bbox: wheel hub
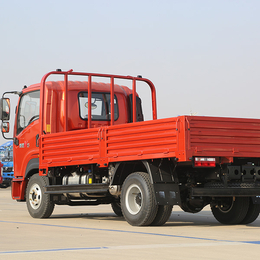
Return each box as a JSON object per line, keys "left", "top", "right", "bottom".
{"left": 217, "top": 198, "right": 234, "bottom": 213}
{"left": 29, "top": 183, "right": 42, "bottom": 210}
{"left": 125, "top": 184, "right": 143, "bottom": 215}
{"left": 135, "top": 193, "right": 142, "bottom": 206}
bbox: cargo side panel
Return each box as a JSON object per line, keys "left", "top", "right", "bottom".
{"left": 105, "top": 117, "right": 179, "bottom": 162}
{"left": 39, "top": 117, "right": 182, "bottom": 168}
{"left": 40, "top": 128, "right": 100, "bottom": 167}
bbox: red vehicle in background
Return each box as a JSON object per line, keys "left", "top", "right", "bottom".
{"left": 0, "top": 162, "right": 3, "bottom": 186}
{"left": 1, "top": 69, "right": 260, "bottom": 226}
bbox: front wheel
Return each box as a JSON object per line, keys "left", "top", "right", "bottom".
{"left": 121, "top": 172, "right": 158, "bottom": 226}
{"left": 211, "top": 197, "right": 249, "bottom": 225}
{"left": 26, "top": 174, "right": 54, "bottom": 218}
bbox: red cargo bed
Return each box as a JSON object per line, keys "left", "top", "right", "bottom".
{"left": 40, "top": 115, "right": 260, "bottom": 169}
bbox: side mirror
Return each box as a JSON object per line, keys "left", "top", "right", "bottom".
{"left": 0, "top": 98, "right": 10, "bottom": 121}
{"left": 1, "top": 122, "right": 10, "bottom": 133}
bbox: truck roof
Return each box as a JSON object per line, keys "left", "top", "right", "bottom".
{"left": 23, "top": 81, "right": 132, "bottom": 97}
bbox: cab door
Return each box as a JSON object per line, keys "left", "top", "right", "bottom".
{"left": 13, "top": 90, "right": 40, "bottom": 178}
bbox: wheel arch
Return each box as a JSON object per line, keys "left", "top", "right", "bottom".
{"left": 14, "top": 158, "right": 39, "bottom": 201}
{"left": 111, "top": 160, "right": 150, "bottom": 186}
{"left": 25, "top": 158, "right": 39, "bottom": 179}
{"left": 111, "top": 158, "right": 176, "bottom": 185}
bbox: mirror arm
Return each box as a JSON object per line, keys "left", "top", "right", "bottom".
{"left": 2, "top": 91, "right": 22, "bottom": 98}
{"left": 1, "top": 131, "right": 13, "bottom": 141}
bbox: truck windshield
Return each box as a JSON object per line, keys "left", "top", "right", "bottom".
{"left": 17, "top": 90, "right": 40, "bottom": 135}
{"left": 78, "top": 92, "right": 118, "bottom": 121}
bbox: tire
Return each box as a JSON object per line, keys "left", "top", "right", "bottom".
{"left": 26, "top": 174, "right": 55, "bottom": 218}
{"left": 240, "top": 198, "right": 260, "bottom": 224}
{"left": 0, "top": 183, "right": 9, "bottom": 188}
{"left": 121, "top": 172, "right": 158, "bottom": 226}
{"left": 211, "top": 197, "right": 249, "bottom": 225}
{"left": 151, "top": 205, "right": 173, "bottom": 226}
{"left": 111, "top": 201, "right": 123, "bottom": 217}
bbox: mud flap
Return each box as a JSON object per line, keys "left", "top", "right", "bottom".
{"left": 153, "top": 183, "right": 181, "bottom": 206}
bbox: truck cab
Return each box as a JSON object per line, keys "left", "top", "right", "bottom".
{"left": 13, "top": 80, "right": 142, "bottom": 179}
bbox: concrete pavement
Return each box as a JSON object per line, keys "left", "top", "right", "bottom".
{"left": 0, "top": 187, "right": 260, "bottom": 260}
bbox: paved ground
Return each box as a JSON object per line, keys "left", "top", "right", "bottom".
{"left": 0, "top": 187, "right": 260, "bottom": 260}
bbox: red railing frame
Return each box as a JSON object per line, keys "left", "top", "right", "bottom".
{"left": 40, "top": 69, "right": 157, "bottom": 135}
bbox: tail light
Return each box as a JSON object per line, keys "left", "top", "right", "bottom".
{"left": 194, "top": 157, "right": 216, "bottom": 167}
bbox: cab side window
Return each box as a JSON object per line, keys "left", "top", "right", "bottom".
{"left": 17, "top": 90, "right": 40, "bottom": 135}
{"left": 78, "top": 92, "right": 118, "bottom": 121}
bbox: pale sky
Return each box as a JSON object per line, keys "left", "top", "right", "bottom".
{"left": 0, "top": 0, "right": 260, "bottom": 144}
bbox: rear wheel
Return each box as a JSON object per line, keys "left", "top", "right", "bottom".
{"left": 151, "top": 205, "right": 173, "bottom": 226}
{"left": 211, "top": 197, "right": 249, "bottom": 225}
{"left": 26, "top": 174, "right": 54, "bottom": 218}
{"left": 240, "top": 198, "right": 260, "bottom": 224}
{"left": 121, "top": 172, "right": 158, "bottom": 226}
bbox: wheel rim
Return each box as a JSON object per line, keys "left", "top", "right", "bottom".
{"left": 217, "top": 198, "right": 234, "bottom": 213}
{"left": 125, "top": 184, "right": 143, "bottom": 215}
{"left": 29, "top": 183, "right": 42, "bottom": 210}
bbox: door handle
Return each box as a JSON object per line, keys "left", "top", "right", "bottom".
{"left": 14, "top": 137, "right": 19, "bottom": 146}
{"left": 36, "top": 134, "right": 39, "bottom": 147}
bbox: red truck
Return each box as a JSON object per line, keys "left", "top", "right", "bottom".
{"left": 1, "top": 69, "right": 260, "bottom": 226}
